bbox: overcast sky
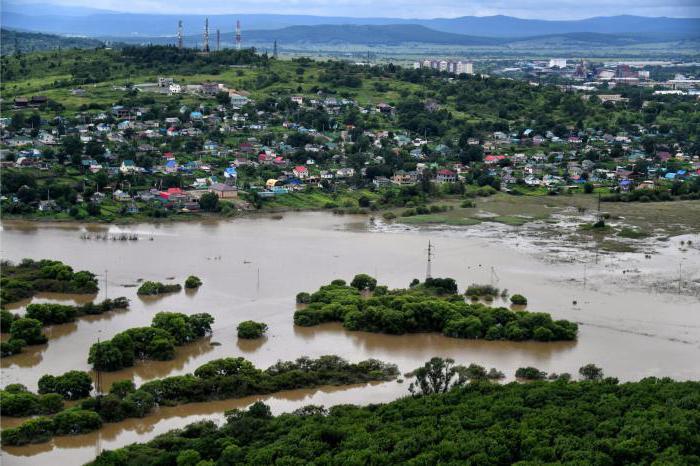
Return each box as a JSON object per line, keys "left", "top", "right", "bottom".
{"left": 24, "top": 0, "right": 700, "bottom": 18}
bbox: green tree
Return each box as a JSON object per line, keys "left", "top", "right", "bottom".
{"left": 199, "top": 192, "right": 220, "bottom": 211}
{"left": 579, "top": 363, "right": 604, "bottom": 381}
{"left": 350, "top": 273, "right": 377, "bottom": 291}
{"left": 409, "top": 357, "right": 467, "bottom": 395}
{"left": 9, "top": 318, "right": 47, "bottom": 345}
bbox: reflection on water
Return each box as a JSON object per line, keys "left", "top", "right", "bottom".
{"left": 236, "top": 336, "right": 268, "bottom": 353}
{"left": 1, "top": 213, "right": 699, "bottom": 465}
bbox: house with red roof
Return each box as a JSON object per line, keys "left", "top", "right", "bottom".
{"left": 293, "top": 166, "right": 309, "bottom": 179}
{"left": 484, "top": 155, "right": 506, "bottom": 165}
{"left": 436, "top": 169, "right": 457, "bottom": 183}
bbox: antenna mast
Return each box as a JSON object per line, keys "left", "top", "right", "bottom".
{"left": 236, "top": 20, "right": 241, "bottom": 50}
{"left": 177, "top": 20, "right": 183, "bottom": 49}
{"left": 426, "top": 240, "right": 434, "bottom": 280}
{"left": 273, "top": 40, "right": 278, "bottom": 58}
{"left": 203, "top": 18, "right": 210, "bottom": 53}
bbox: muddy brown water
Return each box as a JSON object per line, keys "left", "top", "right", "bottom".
{"left": 1, "top": 213, "right": 698, "bottom": 465}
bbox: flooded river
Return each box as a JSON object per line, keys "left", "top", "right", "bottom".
{"left": 1, "top": 212, "right": 699, "bottom": 465}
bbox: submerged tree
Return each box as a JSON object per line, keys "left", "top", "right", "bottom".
{"left": 409, "top": 357, "right": 467, "bottom": 396}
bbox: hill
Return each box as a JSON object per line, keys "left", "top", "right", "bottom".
{"left": 0, "top": 29, "right": 104, "bottom": 55}
{"left": 1, "top": 3, "right": 698, "bottom": 40}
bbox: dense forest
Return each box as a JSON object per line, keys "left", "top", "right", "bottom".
{"left": 294, "top": 276, "right": 578, "bottom": 341}
{"left": 90, "top": 369, "right": 700, "bottom": 465}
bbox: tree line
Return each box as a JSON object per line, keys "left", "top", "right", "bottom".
{"left": 1, "top": 355, "right": 398, "bottom": 446}
{"left": 294, "top": 276, "right": 577, "bottom": 341}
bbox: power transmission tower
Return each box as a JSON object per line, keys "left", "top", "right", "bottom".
{"left": 236, "top": 20, "right": 241, "bottom": 50}
{"left": 177, "top": 20, "right": 183, "bottom": 49}
{"left": 203, "top": 18, "right": 210, "bottom": 53}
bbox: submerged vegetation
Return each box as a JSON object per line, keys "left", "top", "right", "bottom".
{"left": 0, "top": 258, "right": 98, "bottom": 306}
{"left": 184, "top": 275, "right": 203, "bottom": 289}
{"left": 237, "top": 321, "right": 268, "bottom": 339}
{"left": 89, "top": 359, "right": 700, "bottom": 465}
{"left": 136, "top": 281, "right": 182, "bottom": 296}
{"left": 294, "top": 275, "right": 577, "bottom": 341}
{"left": 1, "top": 355, "right": 398, "bottom": 446}
{"left": 88, "top": 312, "right": 214, "bottom": 371}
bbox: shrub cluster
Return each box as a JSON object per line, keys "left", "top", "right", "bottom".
{"left": 1, "top": 258, "right": 99, "bottom": 306}
{"left": 294, "top": 278, "right": 577, "bottom": 341}
{"left": 88, "top": 312, "right": 214, "bottom": 371}
{"left": 2, "top": 355, "right": 398, "bottom": 446}
{"left": 0, "top": 384, "right": 64, "bottom": 417}
{"left": 465, "top": 283, "right": 500, "bottom": 297}
{"left": 184, "top": 276, "right": 203, "bottom": 289}
{"left": 1, "top": 317, "right": 47, "bottom": 356}
{"left": 237, "top": 321, "right": 268, "bottom": 339}
{"left": 16, "top": 297, "right": 129, "bottom": 325}
{"left": 136, "top": 281, "right": 182, "bottom": 296}
{"left": 601, "top": 189, "right": 673, "bottom": 203}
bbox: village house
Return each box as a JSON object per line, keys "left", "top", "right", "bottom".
{"left": 436, "top": 169, "right": 457, "bottom": 183}
{"left": 209, "top": 182, "right": 238, "bottom": 199}
{"left": 293, "top": 165, "right": 309, "bottom": 179}
{"left": 120, "top": 160, "right": 137, "bottom": 174}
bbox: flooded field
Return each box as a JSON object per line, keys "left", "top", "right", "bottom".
{"left": 1, "top": 211, "right": 699, "bottom": 465}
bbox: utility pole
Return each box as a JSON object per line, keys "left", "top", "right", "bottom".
{"left": 426, "top": 240, "right": 434, "bottom": 280}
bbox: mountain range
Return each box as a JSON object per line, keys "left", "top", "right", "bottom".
{"left": 2, "top": 2, "right": 699, "bottom": 39}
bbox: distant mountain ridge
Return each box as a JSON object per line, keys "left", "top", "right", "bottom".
{"left": 2, "top": 2, "right": 699, "bottom": 39}
{"left": 107, "top": 25, "right": 700, "bottom": 49}
{"left": 0, "top": 28, "right": 104, "bottom": 55}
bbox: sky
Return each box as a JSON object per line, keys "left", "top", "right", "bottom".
{"left": 16, "top": 0, "right": 700, "bottom": 19}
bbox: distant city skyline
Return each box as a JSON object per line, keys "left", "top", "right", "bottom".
{"left": 10, "top": 0, "right": 700, "bottom": 19}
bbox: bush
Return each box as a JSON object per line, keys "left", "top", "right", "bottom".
{"left": 137, "top": 281, "right": 182, "bottom": 295}
{"left": 184, "top": 276, "right": 202, "bottom": 289}
{"left": 465, "top": 284, "right": 499, "bottom": 297}
{"left": 38, "top": 371, "right": 93, "bottom": 400}
{"left": 237, "top": 321, "right": 268, "bottom": 339}
{"left": 510, "top": 294, "right": 528, "bottom": 305}
{"left": 53, "top": 409, "right": 103, "bottom": 435}
{"left": 9, "top": 318, "right": 47, "bottom": 345}
{"left": 296, "top": 292, "right": 311, "bottom": 304}
{"left": 515, "top": 366, "right": 547, "bottom": 380}
{"left": 382, "top": 212, "right": 396, "bottom": 220}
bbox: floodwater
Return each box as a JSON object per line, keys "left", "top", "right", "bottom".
{"left": 1, "top": 212, "right": 699, "bottom": 465}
